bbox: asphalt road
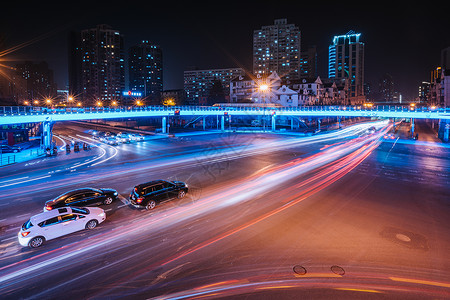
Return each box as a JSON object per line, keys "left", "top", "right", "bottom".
{"left": 0, "top": 120, "right": 449, "bottom": 299}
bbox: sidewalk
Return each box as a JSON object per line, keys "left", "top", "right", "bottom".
{"left": 0, "top": 146, "right": 45, "bottom": 167}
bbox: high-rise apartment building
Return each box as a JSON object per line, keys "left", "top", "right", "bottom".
{"left": 14, "top": 61, "right": 56, "bottom": 101}
{"left": 79, "top": 24, "right": 125, "bottom": 105}
{"left": 184, "top": 68, "right": 245, "bottom": 105}
{"left": 328, "top": 31, "right": 365, "bottom": 102}
{"left": 128, "top": 40, "right": 163, "bottom": 105}
{"left": 299, "top": 45, "right": 317, "bottom": 79}
{"left": 253, "top": 19, "right": 301, "bottom": 80}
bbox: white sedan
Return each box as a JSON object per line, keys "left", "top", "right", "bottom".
{"left": 18, "top": 207, "right": 106, "bottom": 248}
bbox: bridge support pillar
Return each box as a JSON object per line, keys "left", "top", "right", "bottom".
{"left": 162, "top": 117, "right": 167, "bottom": 134}
{"left": 438, "top": 119, "right": 450, "bottom": 142}
{"left": 42, "top": 120, "right": 53, "bottom": 149}
{"left": 318, "top": 118, "right": 321, "bottom": 131}
{"left": 411, "top": 118, "right": 415, "bottom": 138}
{"left": 221, "top": 116, "right": 225, "bottom": 131}
{"left": 271, "top": 115, "right": 276, "bottom": 131}
{"left": 203, "top": 116, "right": 206, "bottom": 130}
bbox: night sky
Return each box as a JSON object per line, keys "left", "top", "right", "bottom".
{"left": 1, "top": 2, "right": 449, "bottom": 100}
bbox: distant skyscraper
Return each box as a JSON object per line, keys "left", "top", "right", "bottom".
{"left": 253, "top": 19, "right": 301, "bottom": 80}
{"left": 68, "top": 31, "right": 83, "bottom": 99}
{"left": 328, "top": 31, "right": 365, "bottom": 102}
{"left": 299, "top": 45, "right": 317, "bottom": 79}
{"left": 441, "top": 46, "right": 450, "bottom": 70}
{"left": 128, "top": 40, "right": 163, "bottom": 105}
{"left": 379, "top": 73, "right": 394, "bottom": 102}
{"left": 79, "top": 24, "right": 125, "bottom": 105}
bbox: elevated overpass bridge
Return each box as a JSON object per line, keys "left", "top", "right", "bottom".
{"left": 1, "top": 105, "right": 449, "bottom": 147}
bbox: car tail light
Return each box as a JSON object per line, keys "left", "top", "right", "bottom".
{"left": 21, "top": 231, "right": 30, "bottom": 237}
{"left": 45, "top": 205, "right": 52, "bottom": 211}
{"left": 136, "top": 197, "right": 144, "bottom": 203}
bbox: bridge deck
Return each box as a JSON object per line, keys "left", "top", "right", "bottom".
{"left": 1, "top": 105, "right": 450, "bottom": 125}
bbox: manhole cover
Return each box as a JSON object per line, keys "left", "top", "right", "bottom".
{"left": 293, "top": 265, "right": 307, "bottom": 275}
{"left": 396, "top": 233, "right": 411, "bottom": 242}
{"left": 380, "top": 227, "right": 428, "bottom": 250}
{"left": 331, "top": 265, "right": 345, "bottom": 275}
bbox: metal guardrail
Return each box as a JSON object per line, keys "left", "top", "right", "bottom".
{"left": 1, "top": 105, "right": 450, "bottom": 116}
{"left": 0, "top": 105, "right": 449, "bottom": 125}
{"left": 0, "top": 154, "right": 16, "bottom": 166}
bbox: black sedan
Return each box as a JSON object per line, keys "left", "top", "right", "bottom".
{"left": 129, "top": 180, "right": 188, "bottom": 210}
{"left": 44, "top": 188, "right": 119, "bottom": 211}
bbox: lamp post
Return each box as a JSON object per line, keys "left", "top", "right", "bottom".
{"left": 259, "top": 84, "right": 269, "bottom": 132}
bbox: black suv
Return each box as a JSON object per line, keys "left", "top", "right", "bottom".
{"left": 44, "top": 188, "right": 119, "bottom": 211}
{"left": 129, "top": 180, "right": 188, "bottom": 210}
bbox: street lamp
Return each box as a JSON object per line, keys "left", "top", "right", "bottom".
{"left": 259, "top": 84, "right": 269, "bottom": 131}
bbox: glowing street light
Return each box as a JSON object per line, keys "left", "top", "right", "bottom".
{"left": 259, "top": 84, "right": 269, "bottom": 92}
{"left": 96, "top": 101, "right": 102, "bottom": 107}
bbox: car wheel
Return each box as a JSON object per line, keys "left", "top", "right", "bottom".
{"left": 85, "top": 219, "right": 98, "bottom": 230}
{"left": 177, "top": 190, "right": 186, "bottom": 199}
{"left": 103, "top": 197, "right": 113, "bottom": 205}
{"left": 146, "top": 200, "right": 156, "bottom": 210}
{"left": 29, "top": 236, "right": 45, "bottom": 248}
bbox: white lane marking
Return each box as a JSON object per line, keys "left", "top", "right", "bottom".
{"left": 0, "top": 175, "right": 51, "bottom": 188}
{"left": 0, "top": 176, "right": 29, "bottom": 185}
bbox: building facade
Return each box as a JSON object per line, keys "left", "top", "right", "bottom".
{"left": 328, "top": 31, "right": 365, "bottom": 104}
{"left": 13, "top": 61, "right": 57, "bottom": 102}
{"left": 299, "top": 45, "right": 317, "bottom": 79}
{"left": 80, "top": 24, "right": 125, "bottom": 105}
{"left": 128, "top": 40, "right": 163, "bottom": 105}
{"left": 230, "top": 72, "right": 345, "bottom": 106}
{"left": 253, "top": 19, "right": 301, "bottom": 80}
{"left": 184, "top": 68, "right": 245, "bottom": 105}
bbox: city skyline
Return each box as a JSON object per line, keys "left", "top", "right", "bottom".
{"left": 1, "top": 2, "right": 449, "bottom": 100}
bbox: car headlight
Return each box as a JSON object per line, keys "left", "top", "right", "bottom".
{"left": 114, "top": 192, "right": 118, "bottom": 196}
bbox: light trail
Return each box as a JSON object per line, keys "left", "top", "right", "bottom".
{"left": 0, "top": 122, "right": 387, "bottom": 298}
{"left": 0, "top": 122, "right": 383, "bottom": 198}
{"left": 94, "top": 124, "right": 387, "bottom": 296}
{"left": 0, "top": 122, "right": 391, "bottom": 296}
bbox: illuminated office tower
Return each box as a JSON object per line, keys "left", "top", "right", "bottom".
{"left": 80, "top": 24, "right": 125, "bottom": 105}
{"left": 328, "top": 31, "right": 365, "bottom": 102}
{"left": 253, "top": 19, "right": 301, "bottom": 80}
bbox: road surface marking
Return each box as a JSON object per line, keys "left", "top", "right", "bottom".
{"left": 0, "top": 175, "right": 51, "bottom": 188}
{"left": 389, "top": 277, "right": 450, "bottom": 288}
{"left": 335, "top": 288, "right": 382, "bottom": 293}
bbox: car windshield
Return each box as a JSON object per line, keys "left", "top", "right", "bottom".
{"left": 22, "top": 220, "right": 33, "bottom": 230}
{"left": 71, "top": 207, "right": 90, "bottom": 215}
{"left": 52, "top": 192, "right": 71, "bottom": 202}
